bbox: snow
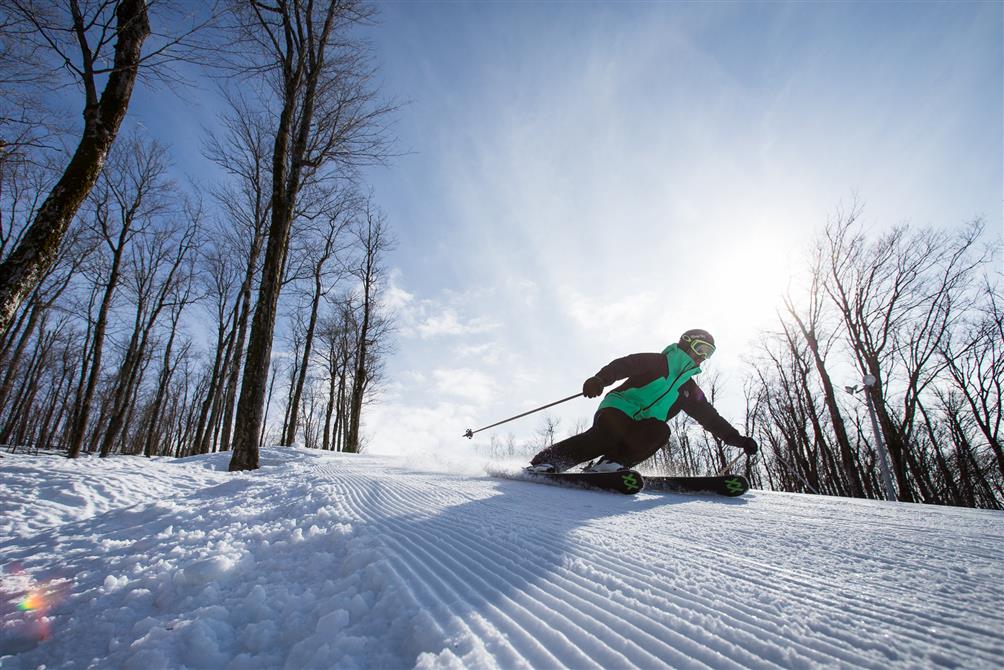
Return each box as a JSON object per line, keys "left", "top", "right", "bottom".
{"left": 2, "top": 447, "right": 1002, "bottom": 669}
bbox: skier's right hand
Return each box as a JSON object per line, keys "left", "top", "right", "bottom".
{"left": 738, "top": 436, "right": 759, "bottom": 456}
{"left": 583, "top": 376, "right": 606, "bottom": 398}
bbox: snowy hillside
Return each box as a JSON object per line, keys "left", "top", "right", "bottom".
{"left": 2, "top": 448, "right": 1002, "bottom": 670}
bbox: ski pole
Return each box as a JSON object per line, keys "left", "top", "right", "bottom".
{"left": 463, "top": 393, "right": 583, "bottom": 439}
{"left": 716, "top": 451, "right": 745, "bottom": 476}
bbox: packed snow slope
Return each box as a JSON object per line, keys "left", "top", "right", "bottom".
{"left": 2, "top": 448, "right": 1002, "bottom": 670}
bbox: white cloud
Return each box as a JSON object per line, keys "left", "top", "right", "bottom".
{"left": 416, "top": 309, "right": 499, "bottom": 339}
{"left": 401, "top": 370, "right": 428, "bottom": 384}
{"left": 431, "top": 367, "right": 495, "bottom": 405}
{"left": 381, "top": 282, "right": 414, "bottom": 312}
{"left": 456, "top": 342, "right": 504, "bottom": 364}
{"left": 563, "top": 290, "right": 661, "bottom": 333}
{"left": 386, "top": 273, "right": 502, "bottom": 340}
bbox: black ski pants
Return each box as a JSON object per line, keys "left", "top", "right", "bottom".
{"left": 529, "top": 407, "right": 670, "bottom": 471}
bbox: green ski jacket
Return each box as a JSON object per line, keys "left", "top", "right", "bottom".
{"left": 598, "top": 344, "right": 701, "bottom": 420}
{"left": 592, "top": 344, "right": 744, "bottom": 447}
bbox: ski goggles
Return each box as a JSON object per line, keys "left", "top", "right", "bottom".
{"left": 684, "top": 337, "right": 716, "bottom": 360}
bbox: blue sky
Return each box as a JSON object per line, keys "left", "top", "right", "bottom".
{"left": 124, "top": 2, "right": 1002, "bottom": 457}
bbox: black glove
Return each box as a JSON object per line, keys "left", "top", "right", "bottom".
{"left": 582, "top": 376, "right": 605, "bottom": 398}
{"left": 738, "top": 436, "right": 758, "bottom": 456}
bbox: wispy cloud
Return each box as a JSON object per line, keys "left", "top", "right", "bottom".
{"left": 389, "top": 281, "right": 502, "bottom": 340}
{"left": 416, "top": 309, "right": 499, "bottom": 339}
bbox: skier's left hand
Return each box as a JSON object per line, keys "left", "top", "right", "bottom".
{"left": 738, "top": 436, "right": 758, "bottom": 456}
{"left": 582, "top": 376, "right": 605, "bottom": 398}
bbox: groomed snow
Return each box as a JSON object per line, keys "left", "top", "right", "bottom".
{"left": 2, "top": 447, "right": 1002, "bottom": 669}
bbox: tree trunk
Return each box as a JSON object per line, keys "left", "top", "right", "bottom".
{"left": 284, "top": 280, "right": 323, "bottom": 446}
{"left": 0, "top": 296, "right": 42, "bottom": 413}
{"left": 229, "top": 0, "right": 384, "bottom": 469}
{"left": 218, "top": 230, "right": 265, "bottom": 453}
{"left": 143, "top": 309, "right": 182, "bottom": 457}
{"left": 345, "top": 291, "right": 369, "bottom": 454}
{"left": 0, "top": 0, "right": 150, "bottom": 334}
{"left": 193, "top": 315, "right": 233, "bottom": 455}
{"left": 98, "top": 310, "right": 146, "bottom": 457}
{"left": 100, "top": 225, "right": 191, "bottom": 457}
{"left": 322, "top": 334, "right": 338, "bottom": 451}
{"left": 230, "top": 60, "right": 301, "bottom": 470}
{"left": 790, "top": 314, "right": 865, "bottom": 497}
{"left": 66, "top": 235, "right": 128, "bottom": 458}
{"left": 866, "top": 367, "right": 916, "bottom": 502}
{"left": 231, "top": 12, "right": 329, "bottom": 470}
{"left": 36, "top": 346, "right": 75, "bottom": 451}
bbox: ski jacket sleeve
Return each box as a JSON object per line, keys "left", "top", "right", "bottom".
{"left": 678, "top": 380, "right": 743, "bottom": 446}
{"left": 594, "top": 353, "right": 667, "bottom": 386}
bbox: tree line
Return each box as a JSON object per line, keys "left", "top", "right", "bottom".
{"left": 495, "top": 211, "right": 1000, "bottom": 511}
{"left": 0, "top": 1, "right": 395, "bottom": 468}
{"left": 657, "top": 210, "right": 1001, "bottom": 509}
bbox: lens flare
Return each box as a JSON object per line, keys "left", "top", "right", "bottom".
{"left": 3, "top": 565, "right": 64, "bottom": 645}
{"left": 18, "top": 590, "right": 46, "bottom": 612}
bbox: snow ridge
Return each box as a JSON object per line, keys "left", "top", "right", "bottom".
{"left": 2, "top": 448, "right": 1002, "bottom": 669}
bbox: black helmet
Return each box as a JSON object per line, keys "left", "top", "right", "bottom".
{"left": 679, "top": 329, "right": 716, "bottom": 361}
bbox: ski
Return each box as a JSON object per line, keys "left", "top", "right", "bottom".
{"left": 643, "top": 474, "right": 749, "bottom": 497}
{"left": 515, "top": 470, "right": 748, "bottom": 497}
{"left": 521, "top": 469, "right": 645, "bottom": 495}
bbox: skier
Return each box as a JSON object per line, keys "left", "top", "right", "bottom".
{"left": 528, "top": 329, "right": 758, "bottom": 473}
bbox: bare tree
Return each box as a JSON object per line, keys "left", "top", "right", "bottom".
{"left": 0, "top": 225, "right": 86, "bottom": 415}
{"left": 534, "top": 415, "right": 561, "bottom": 451}
{"left": 142, "top": 260, "right": 198, "bottom": 458}
{"left": 316, "top": 299, "right": 353, "bottom": 451}
{"left": 1, "top": 153, "right": 58, "bottom": 263}
{"left": 97, "top": 206, "right": 199, "bottom": 457}
{"left": 822, "top": 213, "right": 988, "bottom": 501}
{"left": 343, "top": 202, "right": 392, "bottom": 454}
{"left": 191, "top": 236, "right": 242, "bottom": 455}
{"left": 282, "top": 187, "right": 354, "bottom": 446}
{"left": 742, "top": 209, "right": 1000, "bottom": 508}
{"left": 0, "top": 0, "right": 152, "bottom": 334}
{"left": 0, "top": 5, "right": 61, "bottom": 169}
{"left": 65, "top": 135, "right": 170, "bottom": 458}
{"left": 751, "top": 332, "right": 829, "bottom": 495}
{"left": 940, "top": 280, "right": 1004, "bottom": 482}
{"left": 782, "top": 239, "right": 864, "bottom": 497}
{"left": 201, "top": 91, "right": 272, "bottom": 452}
{"left": 0, "top": 0, "right": 227, "bottom": 332}
{"left": 227, "top": 0, "right": 394, "bottom": 471}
